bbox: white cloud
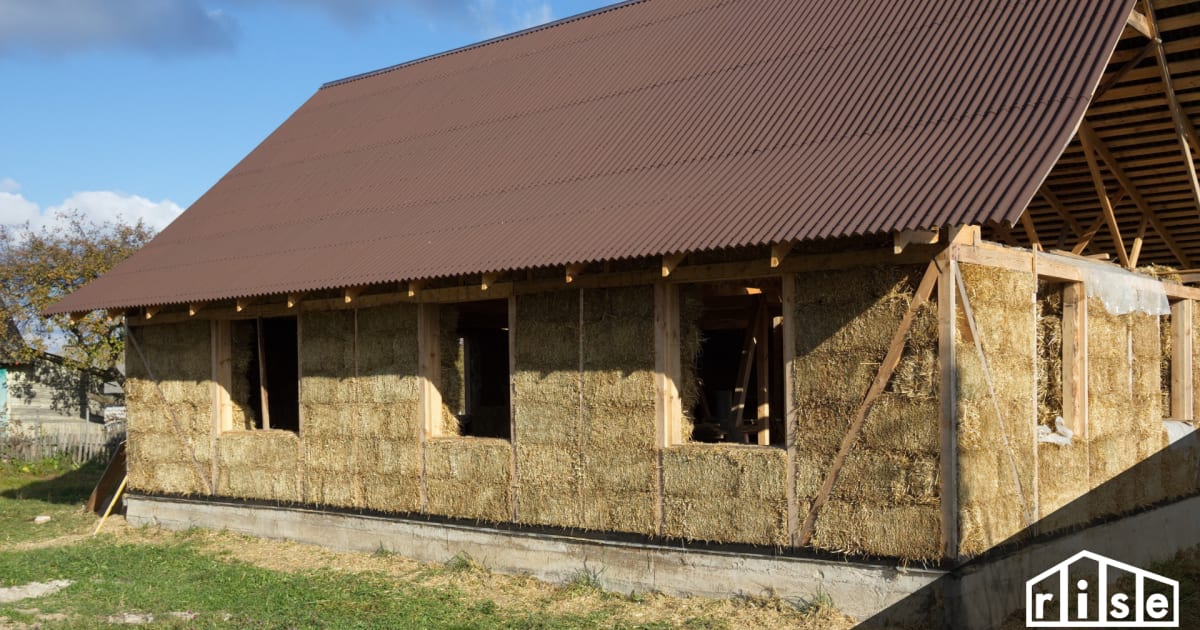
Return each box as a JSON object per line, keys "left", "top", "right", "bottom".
{"left": 470, "top": 0, "right": 555, "bottom": 38}
{"left": 0, "top": 0, "right": 237, "bottom": 57}
{"left": 0, "top": 178, "right": 21, "bottom": 194}
{"left": 0, "top": 182, "right": 183, "bottom": 233}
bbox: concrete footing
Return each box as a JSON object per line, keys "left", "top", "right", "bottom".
{"left": 126, "top": 494, "right": 942, "bottom": 621}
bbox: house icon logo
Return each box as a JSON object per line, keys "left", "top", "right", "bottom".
{"left": 1025, "top": 550, "right": 1179, "bottom": 627}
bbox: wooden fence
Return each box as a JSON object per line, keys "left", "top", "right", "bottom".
{"left": 1, "top": 420, "right": 126, "bottom": 464}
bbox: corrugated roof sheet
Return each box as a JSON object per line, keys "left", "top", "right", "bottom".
{"left": 48, "top": 0, "right": 1136, "bottom": 314}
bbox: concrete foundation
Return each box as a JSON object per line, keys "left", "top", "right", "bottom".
{"left": 126, "top": 494, "right": 942, "bottom": 621}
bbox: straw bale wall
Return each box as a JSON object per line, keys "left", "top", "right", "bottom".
{"left": 512, "top": 290, "right": 583, "bottom": 528}
{"left": 662, "top": 444, "right": 787, "bottom": 545}
{"left": 298, "top": 309, "right": 359, "bottom": 507}
{"left": 955, "top": 264, "right": 1036, "bottom": 557}
{"left": 125, "top": 321, "right": 214, "bottom": 496}
{"left": 792, "top": 265, "right": 941, "bottom": 562}
{"left": 580, "top": 286, "right": 658, "bottom": 535}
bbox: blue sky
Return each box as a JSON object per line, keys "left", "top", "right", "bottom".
{"left": 0, "top": 0, "right": 609, "bottom": 230}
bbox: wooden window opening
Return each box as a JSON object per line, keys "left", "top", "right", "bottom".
{"left": 418, "top": 299, "right": 512, "bottom": 440}
{"left": 213, "top": 316, "right": 299, "bottom": 433}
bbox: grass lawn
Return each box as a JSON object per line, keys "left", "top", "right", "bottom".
{"left": 0, "top": 458, "right": 850, "bottom": 629}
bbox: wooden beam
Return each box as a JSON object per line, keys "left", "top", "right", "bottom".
{"left": 481, "top": 273, "right": 500, "bottom": 291}
{"left": 1071, "top": 213, "right": 1107, "bottom": 255}
{"left": 1040, "top": 185, "right": 1086, "bottom": 238}
{"left": 1145, "top": 0, "right": 1200, "bottom": 216}
{"left": 1019, "top": 210, "right": 1042, "bottom": 252}
{"left": 104, "top": 309, "right": 126, "bottom": 323}
{"left": 1079, "top": 121, "right": 1192, "bottom": 267}
{"left": 69, "top": 311, "right": 87, "bottom": 323}
{"left": 1078, "top": 127, "right": 1132, "bottom": 268}
{"left": 1127, "top": 8, "right": 1153, "bottom": 39}
{"left": 1129, "top": 213, "right": 1150, "bottom": 268}
{"left": 144, "top": 306, "right": 162, "bottom": 320}
{"left": 893, "top": 229, "right": 939, "bottom": 254}
{"left": 287, "top": 293, "right": 304, "bottom": 309}
{"left": 343, "top": 286, "right": 363, "bottom": 304}
{"left": 1062, "top": 282, "right": 1088, "bottom": 441}
{"left": 565, "top": 263, "right": 586, "bottom": 284}
{"left": 1094, "top": 41, "right": 1155, "bottom": 100}
{"left": 236, "top": 298, "right": 253, "bottom": 313}
{"left": 661, "top": 253, "right": 686, "bottom": 278}
{"left": 188, "top": 302, "right": 206, "bottom": 317}
{"left": 653, "top": 282, "right": 683, "bottom": 448}
{"left": 1172, "top": 299, "right": 1194, "bottom": 421}
{"left": 770, "top": 242, "right": 794, "bottom": 268}
{"left": 406, "top": 281, "right": 423, "bottom": 298}
{"left": 936, "top": 253, "right": 959, "bottom": 562}
{"left": 798, "top": 260, "right": 940, "bottom": 546}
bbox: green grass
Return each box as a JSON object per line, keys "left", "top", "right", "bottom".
{"left": 0, "top": 456, "right": 103, "bottom": 545}
{"left": 0, "top": 539, "right": 629, "bottom": 629}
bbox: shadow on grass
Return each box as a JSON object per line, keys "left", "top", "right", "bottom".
{"left": 1, "top": 460, "right": 106, "bottom": 505}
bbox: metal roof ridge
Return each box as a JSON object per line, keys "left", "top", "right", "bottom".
{"left": 319, "top": 0, "right": 646, "bottom": 90}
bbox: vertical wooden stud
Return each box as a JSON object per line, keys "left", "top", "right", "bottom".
{"left": 1172, "top": 299, "right": 1194, "bottom": 420}
{"left": 1062, "top": 282, "right": 1089, "bottom": 439}
{"left": 938, "top": 253, "right": 959, "bottom": 562}
{"left": 781, "top": 273, "right": 799, "bottom": 547}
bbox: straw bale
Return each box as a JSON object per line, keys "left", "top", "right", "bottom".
{"left": 229, "top": 320, "right": 257, "bottom": 429}
{"left": 516, "top": 444, "right": 579, "bottom": 486}
{"left": 955, "top": 263, "right": 1036, "bottom": 558}
{"left": 424, "top": 437, "right": 512, "bottom": 480}
{"left": 1162, "top": 433, "right": 1200, "bottom": 500}
{"left": 299, "top": 310, "right": 355, "bottom": 385}
{"left": 439, "top": 306, "right": 464, "bottom": 432}
{"left": 518, "top": 484, "right": 581, "bottom": 528}
{"left": 1087, "top": 435, "right": 1139, "bottom": 519}
{"left": 301, "top": 434, "right": 356, "bottom": 472}
{"left": 860, "top": 397, "right": 939, "bottom": 457}
{"left": 1035, "top": 441, "right": 1089, "bottom": 535}
{"left": 583, "top": 448, "right": 656, "bottom": 493}
{"left": 663, "top": 495, "right": 786, "bottom": 546}
{"left": 357, "top": 403, "right": 419, "bottom": 441}
{"left": 355, "top": 435, "right": 421, "bottom": 477}
{"left": 361, "top": 474, "right": 421, "bottom": 514}
{"left": 304, "top": 472, "right": 357, "bottom": 508}
{"left": 582, "top": 490, "right": 655, "bottom": 535}
{"left": 425, "top": 479, "right": 510, "bottom": 522}
{"left": 810, "top": 502, "right": 941, "bottom": 562}
{"left": 1160, "top": 312, "right": 1172, "bottom": 418}
{"left": 660, "top": 445, "right": 787, "bottom": 545}
{"left": 299, "top": 402, "right": 354, "bottom": 437}
{"left": 1036, "top": 283, "right": 1064, "bottom": 429}
{"left": 678, "top": 284, "right": 703, "bottom": 437}
{"left": 830, "top": 451, "right": 938, "bottom": 505}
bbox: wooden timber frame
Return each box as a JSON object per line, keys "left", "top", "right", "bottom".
{"left": 125, "top": 228, "right": 1200, "bottom": 563}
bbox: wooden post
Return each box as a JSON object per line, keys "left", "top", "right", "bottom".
{"left": 417, "top": 303, "right": 440, "bottom": 512}
{"left": 508, "top": 295, "right": 519, "bottom": 522}
{"left": 781, "top": 273, "right": 799, "bottom": 546}
{"left": 1172, "top": 299, "right": 1194, "bottom": 420}
{"left": 256, "top": 319, "right": 271, "bottom": 430}
{"left": 755, "top": 303, "right": 770, "bottom": 445}
{"left": 937, "top": 251, "right": 959, "bottom": 563}
{"left": 1063, "top": 282, "right": 1089, "bottom": 439}
{"left": 654, "top": 282, "right": 683, "bottom": 448}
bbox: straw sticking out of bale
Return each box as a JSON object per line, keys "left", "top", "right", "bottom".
{"left": 791, "top": 265, "right": 941, "bottom": 561}
{"left": 125, "top": 321, "right": 213, "bottom": 496}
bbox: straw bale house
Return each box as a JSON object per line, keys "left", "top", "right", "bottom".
{"left": 48, "top": 0, "right": 1200, "bottom": 584}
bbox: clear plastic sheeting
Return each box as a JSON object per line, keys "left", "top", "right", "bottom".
{"left": 1073, "top": 258, "right": 1170, "bottom": 316}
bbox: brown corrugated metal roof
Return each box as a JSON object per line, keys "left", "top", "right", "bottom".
{"left": 48, "top": 0, "right": 1136, "bottom": 314}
